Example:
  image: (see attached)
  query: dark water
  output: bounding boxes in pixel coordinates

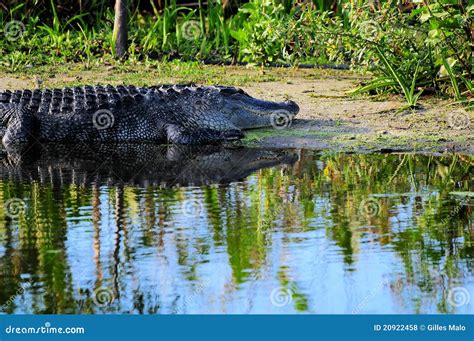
[0,144,472,314]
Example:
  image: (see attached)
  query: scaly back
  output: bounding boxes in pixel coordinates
[0,84,243,117]
[0,85,153,116]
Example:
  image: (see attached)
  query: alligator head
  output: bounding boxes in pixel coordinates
[152,85,300,131]
[214,86,299,129]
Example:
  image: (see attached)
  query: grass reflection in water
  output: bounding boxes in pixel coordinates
[0,146,472,314]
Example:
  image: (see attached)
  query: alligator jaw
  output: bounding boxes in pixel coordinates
[245,99,299,116]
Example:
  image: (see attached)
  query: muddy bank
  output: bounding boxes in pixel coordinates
[0,65,472,154]
[243,77,473,154]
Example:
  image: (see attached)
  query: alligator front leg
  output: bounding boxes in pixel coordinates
[2,105,35,145]
[165,124,244,145]
[1,105,36,155]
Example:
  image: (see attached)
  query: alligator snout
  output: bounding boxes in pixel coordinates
[283,100,300,115]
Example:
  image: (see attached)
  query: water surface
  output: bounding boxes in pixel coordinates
[0,145,472,314]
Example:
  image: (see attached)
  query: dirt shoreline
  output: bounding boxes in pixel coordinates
[1,65,472,155]
[243,76,473,155]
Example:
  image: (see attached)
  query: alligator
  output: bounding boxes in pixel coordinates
[0,143,298,187]
[0,84,299,149]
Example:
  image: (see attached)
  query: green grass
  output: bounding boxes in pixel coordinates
[1,0,472,105]
[0,61,309,89]
[350,46,424,108]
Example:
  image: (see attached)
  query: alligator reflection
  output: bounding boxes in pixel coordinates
[0,149,472,314]
[0,143,298,186]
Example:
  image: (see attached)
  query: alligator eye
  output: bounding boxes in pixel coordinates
[219,87,240,95]
[235,88,250,97]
